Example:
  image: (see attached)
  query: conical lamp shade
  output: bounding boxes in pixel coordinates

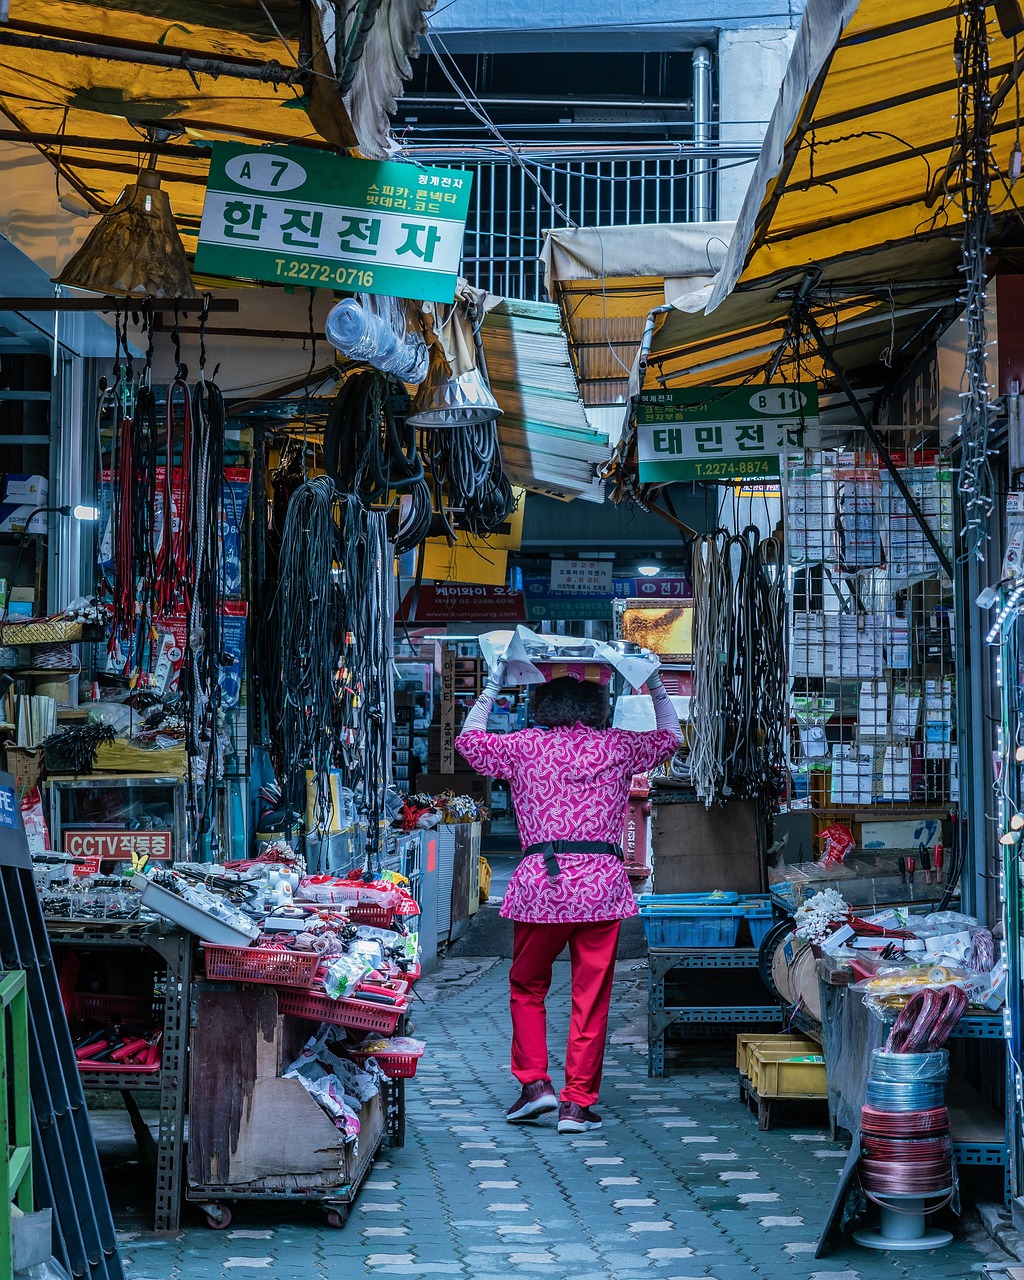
[54,171,197,299]
[406,351,502,429]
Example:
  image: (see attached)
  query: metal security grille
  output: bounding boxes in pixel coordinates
[456,155,705,300]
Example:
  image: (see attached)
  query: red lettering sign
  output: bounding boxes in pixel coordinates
[64,830,173,861]
[400,584,526,623]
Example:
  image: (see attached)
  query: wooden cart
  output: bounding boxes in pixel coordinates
[186,984,392,1229]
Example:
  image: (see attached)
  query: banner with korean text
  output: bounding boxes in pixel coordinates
[636,385,818,483]
[195,144,473,303]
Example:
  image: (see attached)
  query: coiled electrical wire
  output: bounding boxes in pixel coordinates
[276,479,394,862]
[278,477,346,825]
[859,1157,953,1196]
[860,1105,950,1137]
[187,375,228,842]
[865,1079,945,1112]
[870,1050,948,1085]
[862,1134,952,1162]
[688,526,788,808]
[884,986,968,1053]
[427,420,516,534]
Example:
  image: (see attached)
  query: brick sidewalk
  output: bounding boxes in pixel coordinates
[116,958,1001,1279]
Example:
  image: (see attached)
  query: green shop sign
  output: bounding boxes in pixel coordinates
[636,384,818,483]
[195,144,473,303]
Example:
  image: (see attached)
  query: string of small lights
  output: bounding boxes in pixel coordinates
[954,0,996,562]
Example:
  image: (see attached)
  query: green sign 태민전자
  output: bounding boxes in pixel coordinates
[194,144,473,303]
[636,385,819,483]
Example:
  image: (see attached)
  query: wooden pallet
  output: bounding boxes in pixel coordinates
[739,1073,829,1132]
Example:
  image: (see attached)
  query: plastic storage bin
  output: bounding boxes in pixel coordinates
[639,904,742,948]
[347,1046,424,1078]
[637,892,739,906]
[135,873,259,946]
[204,945,320,989]
[278,989,407,1035]
[744,907,774,947]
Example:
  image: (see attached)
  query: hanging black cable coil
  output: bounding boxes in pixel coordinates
[185,373,228,844]
[276,477,393,856]
[278,477,346,824]
[426,420,516,534]
[323,368,432,552]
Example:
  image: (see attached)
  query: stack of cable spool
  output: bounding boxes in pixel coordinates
[854,1047,955,1251]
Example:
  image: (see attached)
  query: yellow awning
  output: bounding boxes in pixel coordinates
[645,0,1023,393]
[0,0,428,251]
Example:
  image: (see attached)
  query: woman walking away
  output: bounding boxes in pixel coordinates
[456,666,683,1134]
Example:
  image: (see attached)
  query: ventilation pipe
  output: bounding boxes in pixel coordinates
[692,46,713,221]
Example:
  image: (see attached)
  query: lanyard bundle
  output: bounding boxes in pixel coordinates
[107,310,161,676]
[185,312,228,844]
[688,525,788,809]
[277,479,393,866]
[156,341,193,613]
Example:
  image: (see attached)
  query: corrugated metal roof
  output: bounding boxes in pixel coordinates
[482,297,609,503]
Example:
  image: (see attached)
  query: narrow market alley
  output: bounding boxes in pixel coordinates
[110,937,1000,1280]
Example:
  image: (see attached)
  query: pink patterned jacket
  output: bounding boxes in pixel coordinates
[455,723,680,923]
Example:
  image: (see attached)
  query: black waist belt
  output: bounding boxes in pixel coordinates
[524,840,623,879]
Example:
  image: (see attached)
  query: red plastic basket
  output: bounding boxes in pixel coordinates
[204,945,320,989]
[347,903,395,928]
[71,993,163,1073]
[73,993,163,1024]
[277,989,406,1035]
[79,1059,161,1076]
[384,962,420,984]
[359,978,410,1000]
[347,1048,423,1078]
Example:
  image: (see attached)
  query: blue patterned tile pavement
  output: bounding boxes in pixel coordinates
[111,957,1007,1279]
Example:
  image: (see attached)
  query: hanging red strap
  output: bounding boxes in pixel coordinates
[156,378,193,612]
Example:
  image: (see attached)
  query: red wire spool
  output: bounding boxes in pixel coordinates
[861,1133,953,1162]
[860,1105,950,1137]
[859,1157,953,1195]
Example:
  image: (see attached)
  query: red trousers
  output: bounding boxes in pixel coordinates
[509,918,621,1107]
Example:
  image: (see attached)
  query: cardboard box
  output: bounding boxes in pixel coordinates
[0,474,48,534]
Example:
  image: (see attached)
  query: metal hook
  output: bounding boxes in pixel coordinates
[172,303,187,383]
[198,291,211,384]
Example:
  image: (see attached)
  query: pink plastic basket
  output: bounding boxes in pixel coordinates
[277,989,406,1035]
[204,945,320,989]
[347,1048,423,1078]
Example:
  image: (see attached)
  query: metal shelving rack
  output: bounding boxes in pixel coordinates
[648,947,779,1077]
[45,919,194,1233]
[804,970,1010,1189]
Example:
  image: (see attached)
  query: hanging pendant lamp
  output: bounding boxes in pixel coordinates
[54,166,197,299]
[405,348,502,429]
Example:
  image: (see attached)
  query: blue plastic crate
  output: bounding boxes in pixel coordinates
[744,908,774,948]
[636,892,739,907]
[639,906,743,948]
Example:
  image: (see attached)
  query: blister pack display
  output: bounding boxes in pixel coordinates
[785,445,958,894]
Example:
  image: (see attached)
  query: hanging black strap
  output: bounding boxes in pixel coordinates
[524,840,623,879]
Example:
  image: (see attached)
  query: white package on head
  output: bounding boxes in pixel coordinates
[478,625,659,691]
